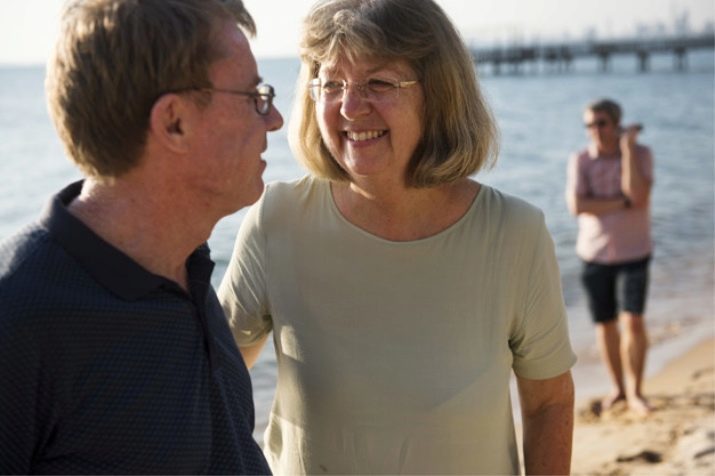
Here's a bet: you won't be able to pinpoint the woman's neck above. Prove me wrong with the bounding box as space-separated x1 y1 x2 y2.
330 178 480 241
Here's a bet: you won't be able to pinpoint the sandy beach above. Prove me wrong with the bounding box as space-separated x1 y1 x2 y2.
571 336 715 475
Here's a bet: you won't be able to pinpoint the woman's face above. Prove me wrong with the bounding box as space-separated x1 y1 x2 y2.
314 57 424 186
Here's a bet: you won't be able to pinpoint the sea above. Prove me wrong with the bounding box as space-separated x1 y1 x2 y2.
1 51 713 437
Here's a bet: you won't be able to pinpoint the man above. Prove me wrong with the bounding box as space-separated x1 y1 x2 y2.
566 98 654 416
0 0 282 473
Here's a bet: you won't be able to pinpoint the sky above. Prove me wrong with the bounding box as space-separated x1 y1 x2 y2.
0 0 713 65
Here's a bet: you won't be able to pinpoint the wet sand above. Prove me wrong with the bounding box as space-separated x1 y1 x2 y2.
571 337 715 475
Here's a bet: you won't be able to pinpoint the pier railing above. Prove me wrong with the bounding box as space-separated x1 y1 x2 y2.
470 33 715 74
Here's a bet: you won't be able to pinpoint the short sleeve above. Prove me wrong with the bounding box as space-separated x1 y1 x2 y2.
566 152 588 198
218 195 273 347
510 216 577 379
639 146 654 183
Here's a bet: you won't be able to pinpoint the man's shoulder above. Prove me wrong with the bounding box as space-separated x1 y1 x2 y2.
0 222 52 288
0 223 58 338
0 221 93 323
570 147 592 164
634 143 653 158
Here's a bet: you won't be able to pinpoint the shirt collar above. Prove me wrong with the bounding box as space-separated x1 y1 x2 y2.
39 180 215 302
587 143 620 160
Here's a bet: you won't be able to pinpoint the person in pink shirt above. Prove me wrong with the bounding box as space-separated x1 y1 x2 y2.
566 98 654 416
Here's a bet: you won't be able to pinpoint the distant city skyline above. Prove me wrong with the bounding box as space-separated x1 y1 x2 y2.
0 0 713 64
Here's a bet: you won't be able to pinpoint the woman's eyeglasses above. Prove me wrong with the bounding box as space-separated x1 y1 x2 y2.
308 78 418 104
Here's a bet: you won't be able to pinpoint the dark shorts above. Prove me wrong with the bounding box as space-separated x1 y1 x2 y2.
581 255 651 323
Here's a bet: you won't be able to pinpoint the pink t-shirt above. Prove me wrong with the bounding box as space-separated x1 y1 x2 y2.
567 144 654 264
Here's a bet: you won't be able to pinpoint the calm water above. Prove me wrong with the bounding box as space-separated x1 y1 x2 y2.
1 52 713 435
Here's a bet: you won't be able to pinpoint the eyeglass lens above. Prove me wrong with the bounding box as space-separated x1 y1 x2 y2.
308 79 412 103
255 85 274 115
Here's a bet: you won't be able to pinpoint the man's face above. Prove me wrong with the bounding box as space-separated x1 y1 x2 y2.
188 20 283 215
583 109 619 154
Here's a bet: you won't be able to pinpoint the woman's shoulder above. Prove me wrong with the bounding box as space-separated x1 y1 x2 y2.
477 184 544 226
264 174 322 198
473 185 551 263
257 175 329 225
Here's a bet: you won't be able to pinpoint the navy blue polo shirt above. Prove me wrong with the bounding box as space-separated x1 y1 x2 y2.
0 181 271 474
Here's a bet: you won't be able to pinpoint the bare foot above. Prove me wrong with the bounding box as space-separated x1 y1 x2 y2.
601 392 626 411
627 395 652 417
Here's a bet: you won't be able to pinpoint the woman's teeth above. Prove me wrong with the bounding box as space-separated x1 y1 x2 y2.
346 130 386 142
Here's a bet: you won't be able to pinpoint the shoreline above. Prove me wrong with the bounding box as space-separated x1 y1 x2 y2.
566 273 714 406
571 336 715 475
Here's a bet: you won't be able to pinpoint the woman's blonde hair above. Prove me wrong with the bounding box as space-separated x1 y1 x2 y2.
46 0 255 179
290 0 499 187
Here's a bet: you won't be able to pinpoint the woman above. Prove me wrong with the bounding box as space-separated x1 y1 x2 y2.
219 0 576 474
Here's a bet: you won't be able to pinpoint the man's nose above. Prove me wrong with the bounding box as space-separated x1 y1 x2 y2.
265 104 284 131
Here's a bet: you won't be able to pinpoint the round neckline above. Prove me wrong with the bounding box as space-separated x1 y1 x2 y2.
322 179 487 245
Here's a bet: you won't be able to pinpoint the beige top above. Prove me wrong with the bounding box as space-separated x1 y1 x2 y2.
567 144 654 263
219 176 576 475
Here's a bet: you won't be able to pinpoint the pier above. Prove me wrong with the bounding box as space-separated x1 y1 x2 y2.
470 33 715 74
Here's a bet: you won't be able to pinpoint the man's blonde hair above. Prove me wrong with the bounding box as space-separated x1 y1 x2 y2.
46 0 255 178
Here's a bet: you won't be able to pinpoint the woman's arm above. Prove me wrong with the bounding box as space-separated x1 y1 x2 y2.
239 334 270 370
517 370 575 475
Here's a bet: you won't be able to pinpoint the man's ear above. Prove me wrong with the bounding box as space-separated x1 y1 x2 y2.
148 94 193 153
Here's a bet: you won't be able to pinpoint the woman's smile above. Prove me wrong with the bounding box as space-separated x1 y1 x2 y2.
344 129 387 142
317 59 424 182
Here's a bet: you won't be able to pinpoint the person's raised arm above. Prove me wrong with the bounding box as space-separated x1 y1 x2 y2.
517 370 575 475
620 126 652 207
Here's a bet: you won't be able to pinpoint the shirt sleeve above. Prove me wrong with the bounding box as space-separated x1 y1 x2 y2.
566 152 588 198
218 194 273 347
510 214 577 379
0 311 41 473
639 145 654 183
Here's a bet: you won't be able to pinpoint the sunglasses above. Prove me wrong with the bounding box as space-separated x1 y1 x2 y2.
584 119 610 129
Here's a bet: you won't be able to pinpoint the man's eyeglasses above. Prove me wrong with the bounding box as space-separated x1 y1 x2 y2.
308 77 418 104
584 119 609 129
169 84 275 115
